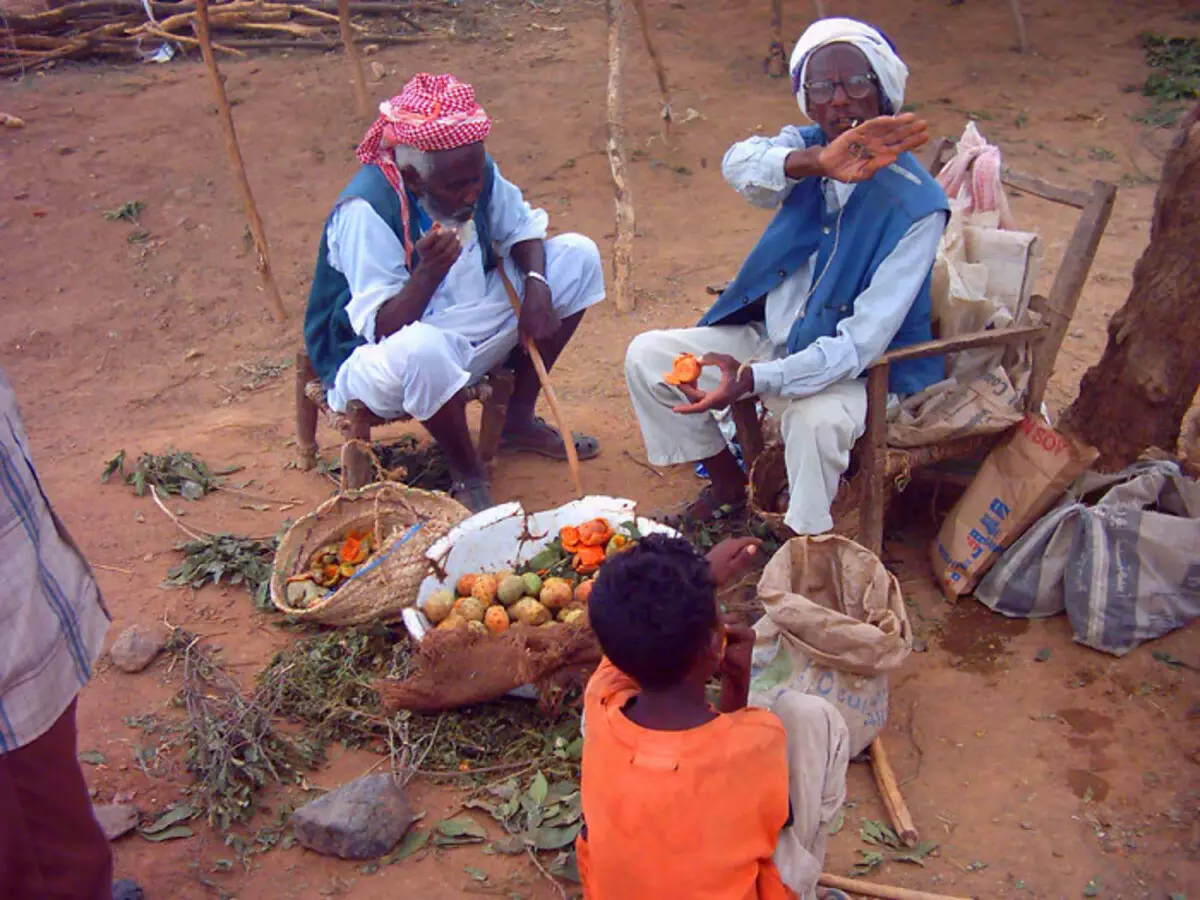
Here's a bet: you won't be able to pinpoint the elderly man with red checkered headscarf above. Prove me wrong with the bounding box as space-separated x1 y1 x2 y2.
305 73 605 511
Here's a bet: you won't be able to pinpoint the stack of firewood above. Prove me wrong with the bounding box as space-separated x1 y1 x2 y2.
0 0 458 76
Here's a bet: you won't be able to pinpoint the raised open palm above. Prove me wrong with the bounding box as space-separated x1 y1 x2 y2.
819 113 931 183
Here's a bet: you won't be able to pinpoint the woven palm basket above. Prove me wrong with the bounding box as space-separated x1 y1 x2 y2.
748 441 887 543
270 481 469 625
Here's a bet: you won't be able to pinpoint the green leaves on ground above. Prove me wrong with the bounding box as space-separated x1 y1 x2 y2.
103 200 145 223
102 448 237 500
78 749 107 765
850 819 939 876
166 534 277 611
434 816 488 847
139 805 196 842
1140 34 1199 102
459 770 584 879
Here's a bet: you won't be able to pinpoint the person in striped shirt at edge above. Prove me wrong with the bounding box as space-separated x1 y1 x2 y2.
0 366 142 900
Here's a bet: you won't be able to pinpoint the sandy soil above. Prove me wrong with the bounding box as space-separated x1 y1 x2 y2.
2 0 1198 897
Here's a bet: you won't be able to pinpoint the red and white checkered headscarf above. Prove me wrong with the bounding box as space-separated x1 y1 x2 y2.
355 73 492 267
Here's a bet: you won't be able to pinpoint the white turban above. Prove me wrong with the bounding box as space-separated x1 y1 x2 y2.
789 18 908 121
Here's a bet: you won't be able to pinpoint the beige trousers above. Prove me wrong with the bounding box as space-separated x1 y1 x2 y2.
624 325 867 534
769 693 851 900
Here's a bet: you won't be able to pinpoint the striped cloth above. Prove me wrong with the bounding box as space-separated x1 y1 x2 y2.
0 367 110 752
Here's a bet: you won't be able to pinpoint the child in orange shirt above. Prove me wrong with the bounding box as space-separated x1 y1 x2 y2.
577 535 850 900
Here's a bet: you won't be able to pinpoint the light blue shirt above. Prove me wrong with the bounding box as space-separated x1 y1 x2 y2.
722 127 946 399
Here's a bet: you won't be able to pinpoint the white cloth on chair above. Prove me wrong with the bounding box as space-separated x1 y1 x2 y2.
625 324 867 535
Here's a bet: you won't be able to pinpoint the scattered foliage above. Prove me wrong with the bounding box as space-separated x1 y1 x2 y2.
103 199 145 223
171 631 320 831
1140 34 1199 102
165 534 278 611
317 434 452 492
102 448 237 499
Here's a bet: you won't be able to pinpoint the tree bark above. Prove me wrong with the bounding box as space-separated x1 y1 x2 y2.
1059 101 1200 470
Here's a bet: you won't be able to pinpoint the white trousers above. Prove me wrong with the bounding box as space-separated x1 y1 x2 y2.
770 693 851 900
624 324 867 534
330 233 606 421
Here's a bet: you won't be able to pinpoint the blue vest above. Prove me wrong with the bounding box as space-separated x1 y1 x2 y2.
304 158 497 387
700 127 949 396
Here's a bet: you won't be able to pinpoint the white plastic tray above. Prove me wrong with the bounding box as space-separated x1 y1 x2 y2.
400 495 677 644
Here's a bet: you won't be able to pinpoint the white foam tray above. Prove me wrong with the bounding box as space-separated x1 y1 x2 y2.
401 495 677 644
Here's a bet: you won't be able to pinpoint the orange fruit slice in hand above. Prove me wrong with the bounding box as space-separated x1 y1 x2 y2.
663 352 704 386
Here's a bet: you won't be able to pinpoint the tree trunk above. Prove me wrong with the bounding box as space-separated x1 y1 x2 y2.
1059 101 1200 471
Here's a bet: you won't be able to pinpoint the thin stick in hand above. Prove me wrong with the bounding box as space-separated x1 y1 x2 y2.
496 265 584 498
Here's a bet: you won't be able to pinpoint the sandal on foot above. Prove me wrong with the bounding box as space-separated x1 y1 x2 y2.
499 416 600 461
450 476 495 514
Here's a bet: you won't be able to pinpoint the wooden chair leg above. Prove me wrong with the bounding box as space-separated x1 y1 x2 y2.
731 398 765 470
478 369 515 464
295 350 319 471
343 401 374 489
859 365 890 557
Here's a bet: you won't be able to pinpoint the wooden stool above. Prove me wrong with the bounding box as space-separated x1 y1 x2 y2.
295 349 515 489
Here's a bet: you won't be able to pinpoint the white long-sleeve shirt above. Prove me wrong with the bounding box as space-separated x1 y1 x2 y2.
721 127 946 399
324 162 549 345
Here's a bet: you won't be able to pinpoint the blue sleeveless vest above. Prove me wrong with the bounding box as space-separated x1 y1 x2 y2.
304 158 497 387
700 126 949 396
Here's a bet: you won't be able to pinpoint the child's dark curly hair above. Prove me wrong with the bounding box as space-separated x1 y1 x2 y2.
588 533 717 691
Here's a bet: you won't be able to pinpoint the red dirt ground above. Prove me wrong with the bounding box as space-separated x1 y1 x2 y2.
2 1 1198 897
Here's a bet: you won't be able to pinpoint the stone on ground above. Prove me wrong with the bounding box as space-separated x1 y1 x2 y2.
109 624 168 673
290 773 414 860
92 803 138 841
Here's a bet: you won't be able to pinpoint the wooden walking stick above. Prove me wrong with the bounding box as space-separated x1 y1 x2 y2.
605 0 635 313
338 0 371 118
496 264 585 499
870 736 920 847
193 0 286 324
818 873 973 900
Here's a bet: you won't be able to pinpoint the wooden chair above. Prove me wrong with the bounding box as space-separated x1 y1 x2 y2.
295 349 515 489
732 140 1118 556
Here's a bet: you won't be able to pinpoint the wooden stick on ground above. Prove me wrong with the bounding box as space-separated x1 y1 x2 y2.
605 0 635 313
629 0 672 140
193 0 287 324
818 872 973 900
496 265 584 498
337 0 371 118
1007 0 1030 53
870 736 919 847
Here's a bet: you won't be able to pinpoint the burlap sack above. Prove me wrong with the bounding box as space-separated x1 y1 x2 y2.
932 413 1099 601
749 536 912 755
887 367 1025 449
378 623 601 712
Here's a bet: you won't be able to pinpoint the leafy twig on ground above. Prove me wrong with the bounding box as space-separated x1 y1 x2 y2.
173 631 320 830
103 199 145 223
165 533 279 611
102 448 237 500
316 434 452 492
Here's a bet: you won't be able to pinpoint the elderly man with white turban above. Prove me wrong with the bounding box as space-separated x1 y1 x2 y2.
305 73 606 511
625 19 947 535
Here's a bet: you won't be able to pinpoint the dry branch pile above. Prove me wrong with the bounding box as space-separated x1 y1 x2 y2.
1 0 460 76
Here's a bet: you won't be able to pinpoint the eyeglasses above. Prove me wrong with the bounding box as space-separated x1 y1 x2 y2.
803 73 877 106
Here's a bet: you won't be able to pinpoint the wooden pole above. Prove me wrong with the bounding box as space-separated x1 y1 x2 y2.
818 872 973 900
870 736 919 847
496 265 584 499
763 0 787 78
337 0 371 119
629 0 672 140
192 0 287 324
1007 0 1029 53
605 0 635 313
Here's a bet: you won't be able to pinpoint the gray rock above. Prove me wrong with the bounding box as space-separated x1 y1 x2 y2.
290 774 414 860
109 625 168 673
93 803 138 841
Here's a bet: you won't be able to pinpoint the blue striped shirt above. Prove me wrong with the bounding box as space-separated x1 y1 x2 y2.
0 367 110 752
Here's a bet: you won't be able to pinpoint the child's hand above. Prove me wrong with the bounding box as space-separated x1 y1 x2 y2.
706 538 762 587
719 623 755 683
